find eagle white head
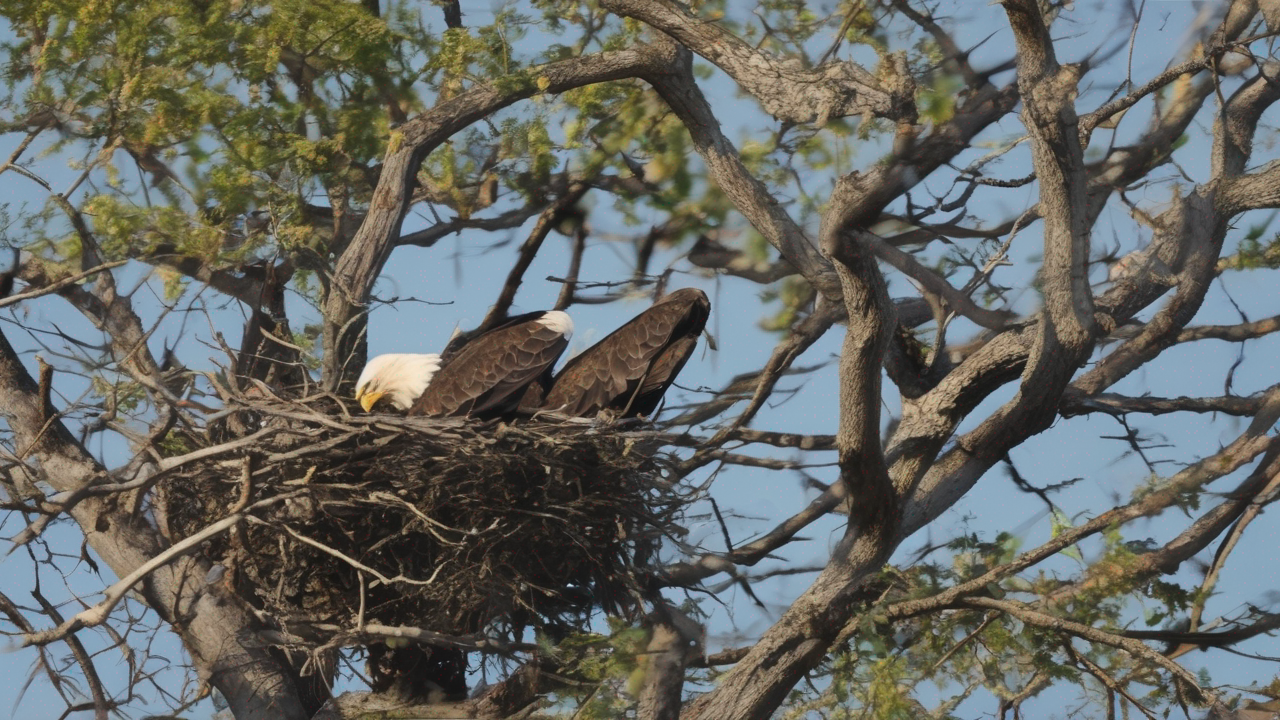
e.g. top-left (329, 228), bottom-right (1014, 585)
top-left (355, 353), bottom-right (442, 412)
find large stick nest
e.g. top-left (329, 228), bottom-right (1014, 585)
top-left (156, 397), bottom-right (683, 642)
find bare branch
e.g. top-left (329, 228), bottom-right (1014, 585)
top-left (29, 591), bottom-right (114, 720)
top-left (641, 46), bottom-right (839, 298)
top-left (396, 204), bottom-right (548, 248)
top-left (481, 181), bottom-right (590, 329)
top-left (862, 232), bottom-right (1015, 331)
top-left (600, 0), bottom-right (916, 126)
top-left (0, 260), bottom-right (127, 309)
top-left (960, 596), bottom-right (1209, 701)
top-left (1185, 465), bottom-right (1280, 642)
top-left (22, 497), bottom-right (281, 647)
top-left (1064, 641), bottom-right (1158, 720)
top-left (1177, 312), bottom-right (1280, 343)
top-left (322, 41), bottom-right (683, 389)
top-left (1060, 391), bottom-right (1267, 418)
top-left (0, 326), bottom-right (314, 720)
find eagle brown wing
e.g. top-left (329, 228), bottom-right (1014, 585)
top-left (409, 313), bottom-right (568, 418)
top-left (629, 333), bottom-right (698, 416)
top-left (543, 288), bottom-right (709, 417)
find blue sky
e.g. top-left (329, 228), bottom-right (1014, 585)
top-left (2, 0), bottom-right (1279, 717)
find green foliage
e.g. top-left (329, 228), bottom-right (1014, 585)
top-left (550, 620), bottom-right (652, 719)
top-left (155, 429), bottom-right (197, 458)
top-left (759, 276), bottom-right (816, 332)
top-left (1225, 230), bottom-right (1280, 271)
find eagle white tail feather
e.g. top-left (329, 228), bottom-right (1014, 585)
top-left (537, 311), bottom-right (574, 339)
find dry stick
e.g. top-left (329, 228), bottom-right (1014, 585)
top-left (22, 511), bottom-right (248, 647)
top-left (480, 181), bottom-right (590, 331)
top-left (888, 422), bottom-right (1280, 621)
top-left (962, 207), bottom-right (1036, 296)
top-left (679, 302), bottom-right (841, 478)
top-left (0, 590), bottom-right (77, 706)
top-left (554, 225), bottom-right (588, 311)
top-left (356, 572), bottom-right (366, 633)
top-left (926, 612), bottom-right (997, 678)
top-left (1063, 641), bottom-right (1158, 720)
top-left (0, 260), bottom-right (129, 310)
top-left (305, 621), bottom-right (538, 655)
top-left (1184, 469), bottom-right (1280, 641)
top-left (367, 491), bottom-right (464, 545)
top-left (275, 523), bottom-right (446, 587)
top-left (156, 427), bottom-right (280, 471)
top-left (960, 597), bottom-right (1209, 701)
top-left (30, 590), bottom-right (113, 720)
top-left (230, 455), bottom-right (253, 514)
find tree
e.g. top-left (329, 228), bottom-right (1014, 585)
top-left (1, 0), bottom-right (1279, 718)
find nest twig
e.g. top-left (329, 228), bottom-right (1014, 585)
top-left (154, 395), bottom-right (683, 654)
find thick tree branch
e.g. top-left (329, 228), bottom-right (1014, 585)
top-left (637, 605), bottom-right (703, 720)
top-left (641, 46), bottom-right (839, 298)
top-left (1220, 158), bottom-right (1280, 213)
top-left (1060, 391), bottom-right (1268, 418)
top-left (1003, 0), bottom-right (1095, 347)
top-left (600, 0), bottom-right (916, 126)
top-left (681, 171), bottom-right (899, 720)
top-left (896, 0), bottom-right (1271, 545)
top-left (1177, 313), bottom-right (1280, 343)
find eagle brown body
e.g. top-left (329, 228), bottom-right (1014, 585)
top-left (408, 311), bottom-right (571, 418)
top-left (541, 287), bottom-right (710, 418)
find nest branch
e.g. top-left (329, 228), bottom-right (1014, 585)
top-left (154, 394), bottom-right (686, 660)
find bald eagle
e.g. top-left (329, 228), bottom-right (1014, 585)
top-left (541, 288), bottom-right (710, 418)
top-left (355, 353), bottom-right (442, 412)
top-left (354, 310), bottom-right (573, 418)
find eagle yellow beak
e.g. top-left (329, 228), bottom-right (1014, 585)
top-left (358, 390), bottom-right (384, 413)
